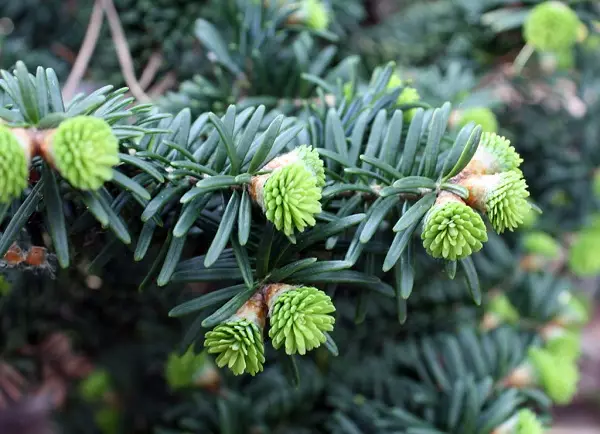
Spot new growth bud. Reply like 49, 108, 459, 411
265, 284, 335, 355
524, 1, 582, 52
461, 171, 531, 233
41, 116, 119, 190
0, 126, 31, 203
204, 292, 266, 376
421, 192, 488, 260
250, 146, 324, 235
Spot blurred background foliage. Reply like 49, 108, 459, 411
2, 0, 600, 433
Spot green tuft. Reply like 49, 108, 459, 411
0, 125, 28, 204
545, 330, 581, 362
264, 162, 322, 236
524, 1, 581, 52
387, 73, 420, 120
296, 145, 326, 187
165, 346, 208, 390
485, 171, 531, 233
269, 286, 335, 355
95, 407, 120, 434
487, 293, 520, 324
516, 409, 545, 434
568, 230, 600, 277
204, 319, 265, 376
421, 202, 488, 260
51, 116, 120, 190
457, 108, 498, 133
558, 293, 590, 328
528, 347, 579, 404
522, 232, 560, 259
79, 369, 112, 402
303, 0, 330, 31
478, 133, 523, 173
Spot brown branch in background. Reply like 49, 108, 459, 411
139, 51, 163, 90
62, 0, 104, 101
147, 71, 177, 97
101, 0, 150, 102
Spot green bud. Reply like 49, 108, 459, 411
544, 328, 581, 362
387, 73, 420, 120
268, 286, 335, 355
522, 232, 560, 259
80, 369, 113, 402
476, 133, 523, 174
524, 1, 581, 52
463, 171, 531, 233
49, 116, 120, 190
487, 293, 520, 324
204, 319, 265, 376
263, 162, 322, 236
528, 347, 578, 404
568, 230, 600, 277
95, 407, 120, 434
296, 145, 326, 187
301, 0, 330, 31
0, 125, 29, 203
165, 346, 209, 390
515, 409, 545, 434
421, 197, 488, 260
457, 108, 498, 133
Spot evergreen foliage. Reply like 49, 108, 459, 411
0, 1, 599, 433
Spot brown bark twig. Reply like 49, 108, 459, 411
139, 51, 163, 90
101, 0, 150, 102
62, 0, 104, 101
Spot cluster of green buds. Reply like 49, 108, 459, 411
492, 409, 545, 434
204, 284, 335, 375
0, 116, 120, 203
503, 346, 579, 405
165, 346, 220, 391
422, 132, 531, 260
250, 145, 324, 236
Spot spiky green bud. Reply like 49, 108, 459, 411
524, 1, 581, 52
515, 409, 545, 434
268, 286, 335, 355
0, 126, 29, 203
475, 133, 523, 174
522, 232, 560, 259
49, 116, 119, 190
263, 162, 322, 236
296, 145, 326, 187
463, 171, 531, 233
421, 198, 488, 260
457, 108, 498, 133
204, 319, 265, 376
487, 293, 520, 324
165, 346, 209, 390
528, 347, 578, 404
